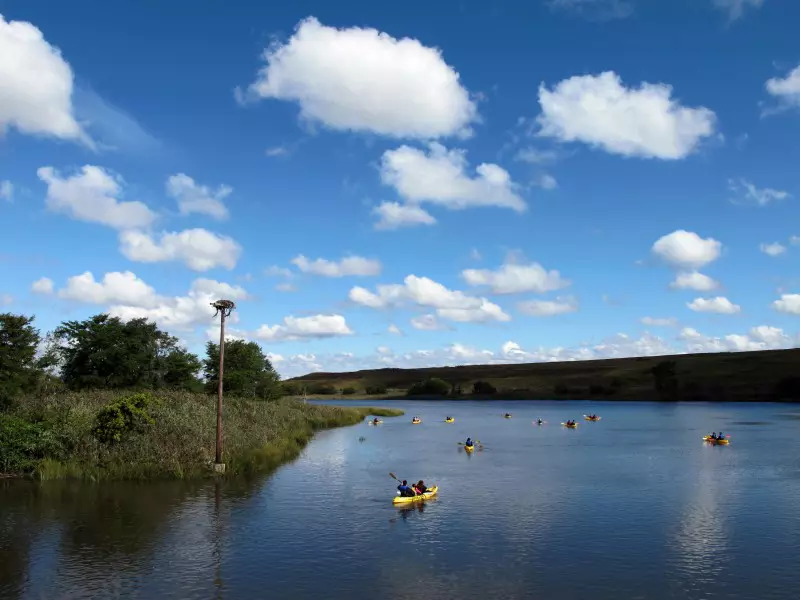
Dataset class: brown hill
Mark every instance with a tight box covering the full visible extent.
[285,348,800,402]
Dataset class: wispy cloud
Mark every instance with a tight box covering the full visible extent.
[548,0,635,21]
[73,86,162,156]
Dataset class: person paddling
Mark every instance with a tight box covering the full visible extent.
[414,480,428,494]
[465,437,474,448]
[537,418,543,425]
[397,480,417,497]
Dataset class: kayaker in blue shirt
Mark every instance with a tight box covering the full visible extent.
[465,437,474,448]
[397,480,416,497]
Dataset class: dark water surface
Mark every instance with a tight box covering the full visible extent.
[3,400,800,600]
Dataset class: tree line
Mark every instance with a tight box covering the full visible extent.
[0,311,282,409]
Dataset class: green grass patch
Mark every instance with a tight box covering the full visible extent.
[1,391,403,481]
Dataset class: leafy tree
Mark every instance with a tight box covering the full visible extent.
[309,383,337,395]
[53,314,202,390]
[365,385,387,395]
[407,377,450,397]
[203,339,282,399]
[651,360,679,400]
[341,386,357,395]
[472,380,497,395]
[0,313,43,408]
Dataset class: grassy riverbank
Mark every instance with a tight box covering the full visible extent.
[0,391,403,481]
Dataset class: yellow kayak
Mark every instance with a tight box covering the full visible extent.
[393,485,438,504]
[584,415,601,421]
[465,444,475,452]
[563,422,578,429]
[411,419,422,424]
[504,414,512,419]
[445,418,455,423]
[369,420,383,425]
[703,436,730,445]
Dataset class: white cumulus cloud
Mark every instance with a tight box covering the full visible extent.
[410,314,446,330]
[652,230,722,269]
[687,296,741,314]
[772,294,800,315]
[372,201,436,230]
[238,16,478,139]
[291,254,381,277]
[536,71,716,159]
[166,173,231,220]
[766,64,800,109]
[380,143,526,212]
[670,271,720,291]
[0,15,88,144]
[462,259,569,295]
[253,314,353,342]
[119,228,242,271]
[38,165,157,230]
[349,274,510,323]
[31,277,54,295]
[760,242,786,257]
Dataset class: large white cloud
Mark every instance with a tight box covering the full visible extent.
[652,230,722,269]
[38,165,157,230]
[536,71,716,159]
[291,254,381,277]
[166,173,231,220]
[49,272,248,331]
[462,259,569,295]
[349,274,510,323]
[239,16,478,139]
[118,228,242,271]
[380,143,526,212]
[58,271,159,307]
[687,296,741,314]
[253,314,353,342]
[669,271,720,291]
[766,64,800,108]
[0,15,87,143]
[372,201,436,230]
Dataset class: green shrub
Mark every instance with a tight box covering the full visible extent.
[92,393,156,445]
[309,384,337,395]
[472,380,497,395]
[0,414,65,473]
[365,385,387,395]
[341,387,357,395]
[407,377,450,397]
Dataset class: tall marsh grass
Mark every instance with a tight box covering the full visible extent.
[2,390,403,481]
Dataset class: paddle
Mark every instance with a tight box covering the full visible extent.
[457,440,481,445]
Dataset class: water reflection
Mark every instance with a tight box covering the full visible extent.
[2,401,800,600]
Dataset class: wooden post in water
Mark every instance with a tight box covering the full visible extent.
[211,299,236,472]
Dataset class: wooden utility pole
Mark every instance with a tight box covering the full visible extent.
[211,299,236,471]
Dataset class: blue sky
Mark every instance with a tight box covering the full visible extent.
[2,0,800,377]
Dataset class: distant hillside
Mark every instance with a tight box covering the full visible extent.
[285,348,800,402]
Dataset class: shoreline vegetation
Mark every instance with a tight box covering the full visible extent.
[1,391,403,480]
[286,348,800,403]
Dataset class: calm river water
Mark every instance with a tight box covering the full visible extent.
[3,400,800,599]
